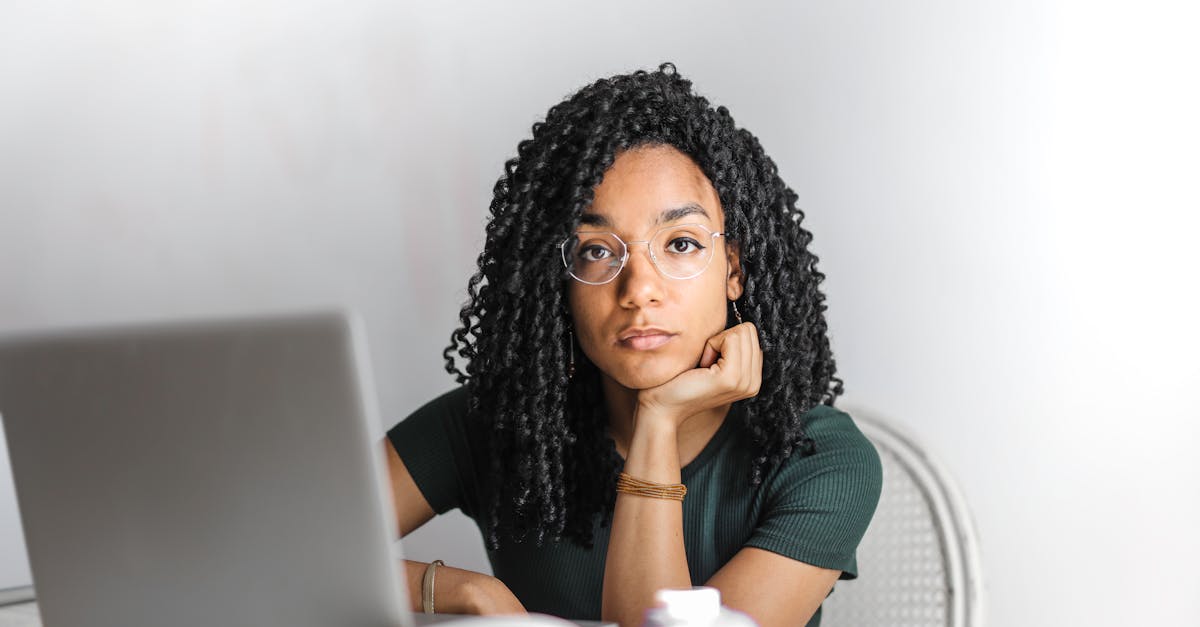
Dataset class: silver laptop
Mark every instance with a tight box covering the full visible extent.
[0,311,412,627]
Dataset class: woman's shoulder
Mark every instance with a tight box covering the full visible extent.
[798,403,876,451]
[398,385,470,425]
[741,402,884,580]
[387,385,486,517]
[762,402,883,494]
[388,385,475,455]
[425,384,470,410]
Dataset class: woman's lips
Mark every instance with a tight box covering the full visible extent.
[618,333,675,350]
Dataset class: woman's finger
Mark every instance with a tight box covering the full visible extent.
[724,328,746,391]
[700,327,735,369]
[720,326,752,398]
[698,324,765,401]
[699,340,720,369]
[747,323,763,396]
[739,324,754,394]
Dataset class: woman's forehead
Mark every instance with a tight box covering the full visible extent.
[582,145,723,231]
[579,203,712,229]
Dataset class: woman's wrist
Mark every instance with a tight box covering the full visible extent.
[430,565,484,614]
[462,575,515,614]
[442,569,525,615]
[403,560,525,615]
[629,411,679,461]
[625,406,683,484]
[404,560,479,614]
[632,403,682,436]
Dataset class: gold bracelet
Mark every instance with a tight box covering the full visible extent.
[421,559,444,614]
[616,471,687,501]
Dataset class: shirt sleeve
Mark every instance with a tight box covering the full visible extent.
[385,386,484,519]
[744,406,883,579]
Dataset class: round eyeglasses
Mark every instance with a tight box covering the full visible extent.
[558,223,726,285]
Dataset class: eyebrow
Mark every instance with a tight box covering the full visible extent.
[579,203,711,228]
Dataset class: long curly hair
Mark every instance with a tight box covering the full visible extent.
[443,63,843,550]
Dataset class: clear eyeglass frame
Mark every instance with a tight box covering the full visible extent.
[557,222,726,285]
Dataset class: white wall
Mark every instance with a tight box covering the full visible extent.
[2,1,1197,625]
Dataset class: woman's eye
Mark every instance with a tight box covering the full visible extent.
[666,237,703,254]
[579,245,614,262]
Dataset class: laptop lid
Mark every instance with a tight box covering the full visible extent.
[0,311,411,627]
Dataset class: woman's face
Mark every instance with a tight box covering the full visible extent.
[567,144,743,390]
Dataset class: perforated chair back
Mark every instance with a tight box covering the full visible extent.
[820,405,984,627]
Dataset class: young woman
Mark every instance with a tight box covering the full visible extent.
[382,64,882,627]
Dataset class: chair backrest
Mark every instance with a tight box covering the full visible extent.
[820,405,985,627]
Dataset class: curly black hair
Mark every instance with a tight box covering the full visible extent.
[443,63,843,550]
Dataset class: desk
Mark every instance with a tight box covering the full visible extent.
[0,603,615,627]
[0,602,38,627]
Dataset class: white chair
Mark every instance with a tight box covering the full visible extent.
[820,405,985,627]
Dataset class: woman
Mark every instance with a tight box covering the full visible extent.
[383,63,882,627]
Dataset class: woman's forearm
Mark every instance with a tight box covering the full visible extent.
[401,559,526,615]
[601,410,693,627]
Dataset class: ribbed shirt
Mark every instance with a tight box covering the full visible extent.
[387,387,882,627]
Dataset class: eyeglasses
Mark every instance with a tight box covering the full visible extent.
[558,223,726,285]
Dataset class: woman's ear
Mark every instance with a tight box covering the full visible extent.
[725,240,745,301]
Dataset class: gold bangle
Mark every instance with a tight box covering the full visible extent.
[421,559,445,614]
[616,471,687,501]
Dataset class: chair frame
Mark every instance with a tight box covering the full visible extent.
[840,402,986,627]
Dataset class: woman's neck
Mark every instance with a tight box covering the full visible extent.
[600,374,731,468]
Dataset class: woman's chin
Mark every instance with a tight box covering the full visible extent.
[609,359,693,390]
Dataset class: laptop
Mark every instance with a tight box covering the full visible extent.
[0,311,595,627]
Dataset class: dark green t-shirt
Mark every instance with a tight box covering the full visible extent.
[387,387,881,626]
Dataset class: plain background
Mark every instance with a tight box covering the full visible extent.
[1,1,1197,625]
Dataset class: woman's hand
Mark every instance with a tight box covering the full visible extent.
[457,574,528,615]
[636,322,763,429]
[405,561,527,615]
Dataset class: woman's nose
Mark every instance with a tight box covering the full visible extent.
[617,244,664,307]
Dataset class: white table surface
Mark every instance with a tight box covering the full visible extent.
[0,602,39,627]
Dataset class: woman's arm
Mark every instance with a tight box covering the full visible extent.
[384,442,526,615]
[399,559,526,615]
[602,322,846,627]
[602,323,762,627]
[602,419,843,627]
[601,413,692,627]
[384,441,436,536]
[705,548,840,627]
